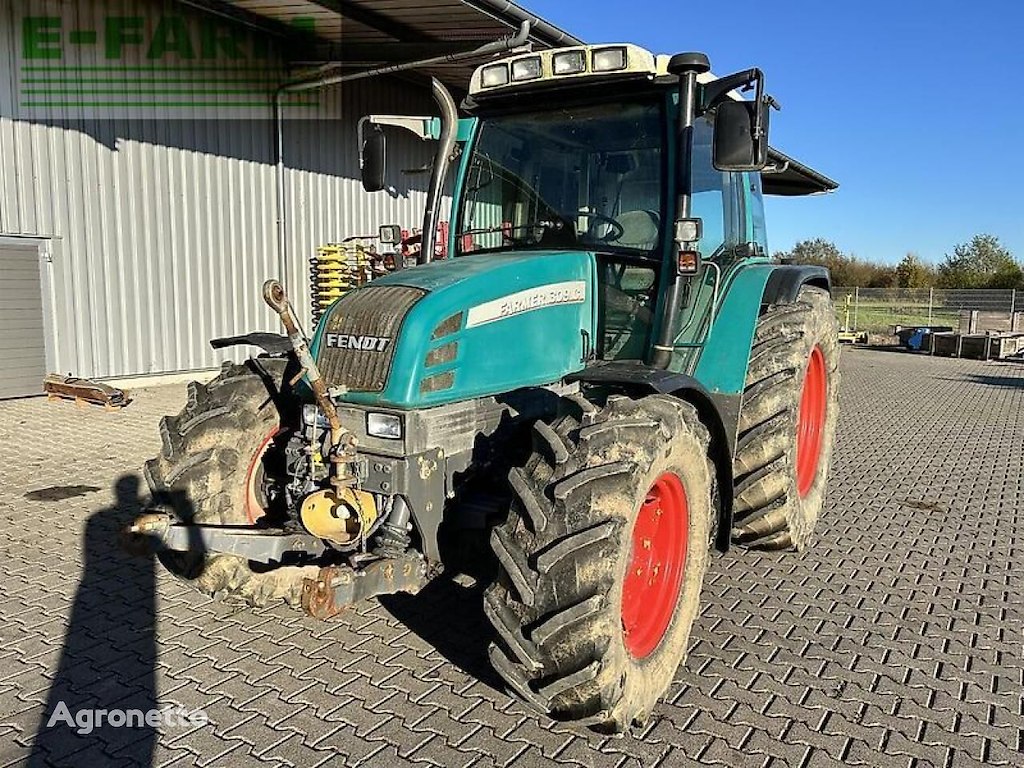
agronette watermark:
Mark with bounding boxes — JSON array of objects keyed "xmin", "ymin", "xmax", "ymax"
[{"xmin": 46, "ymin": 702, "xmax": 209, "ymax": 735}]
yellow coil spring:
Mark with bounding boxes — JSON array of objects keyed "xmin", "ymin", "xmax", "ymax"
[{"xmin": 310, "ymin": 242, "xmax": 374, "ymax": 323}]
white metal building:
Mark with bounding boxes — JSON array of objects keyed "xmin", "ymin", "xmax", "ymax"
[{"xmin": 0, "ymin": 0, "xmax": 578, "ymax": 396}]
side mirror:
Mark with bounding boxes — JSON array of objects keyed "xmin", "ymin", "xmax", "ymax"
[
  {"xmin": 379, "ymin": 224, "xmax": 401, "ymax": 246},
  {"xmin": 713, "ymin": 99, "xmax": 770, "ymax": 172},
  {"xmin": 361, "ymin": 128, "xmax": 387, "ymax": 192}
]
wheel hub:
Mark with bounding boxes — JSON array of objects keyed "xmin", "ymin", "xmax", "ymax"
[
  {"xmin": 796, "ymin": 345, "xmax": 828, "ymax": 498},
  {"xmin": 621, "ymin": 472, "xmax": 689, "ymax": 659}
]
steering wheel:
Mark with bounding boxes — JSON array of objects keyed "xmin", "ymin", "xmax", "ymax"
[{"xmin": 577, "ymin": 209, "xmax": 625, "ymax": 243}]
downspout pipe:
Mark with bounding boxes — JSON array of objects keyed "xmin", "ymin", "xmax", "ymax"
[
  {"xmin": 271, "ymin": 21, "xmax": 532, "ymax": 281},
  {"xmin": 459, "ymin": 1, "xmax": 583, "ymax": 47}
]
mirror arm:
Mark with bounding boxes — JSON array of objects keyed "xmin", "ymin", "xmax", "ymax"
[
  {"xmin": 762, "ymin": 159, "xmax": 790, "ymax": 175},
  {"xmin": 359, "ymin": 115, "xmax": 435, "ymax": 142},
  {"xmin": 700, "ymin": 68, "xmax": 761, "ymax": 112},
  {"xmin": 752, "ymin": 72, "xmax": 767, "ymax": 140},
  {"xmin": 700, "ymin": 67, "xmax": 780, "ymax": 140}
]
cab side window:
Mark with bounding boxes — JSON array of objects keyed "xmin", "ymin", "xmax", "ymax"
[
  {"xmin": 690, "ymin": 117, "xmax": 744, "ymax": 259},
  {"xmin": 746, "ymin": 171, "xmax": 769, "ymax": 254}
]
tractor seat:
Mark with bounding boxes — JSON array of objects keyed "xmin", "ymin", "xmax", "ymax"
[{"xmin": 612, "ymin": 210, "xmax": 660, "ymax": 250}]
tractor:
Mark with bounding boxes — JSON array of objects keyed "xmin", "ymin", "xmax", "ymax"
[{"xmin": 136, "ymin": 42, "xmax": 840, "ymax": 732}]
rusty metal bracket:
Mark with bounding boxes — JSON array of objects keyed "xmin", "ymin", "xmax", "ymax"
[
  {"xmin": 301, "ymin": 557, "xmax": 428, "ymax": 620},
  {"xmin": 44, "ymin": 374, "xmax": 130, "ymax": 409}
]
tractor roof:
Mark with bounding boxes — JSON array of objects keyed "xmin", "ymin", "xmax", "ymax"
[{"xmin": 468, "ymin": 45, "xmax": 838, "ymax": 197}]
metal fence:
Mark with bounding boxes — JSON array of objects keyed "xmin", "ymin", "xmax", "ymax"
[{"xmin": 833, "ymin": 288, "xmax": 1024, "ymax": 334}]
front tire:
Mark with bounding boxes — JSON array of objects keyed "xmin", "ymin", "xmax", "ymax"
[
  {"xmin": 144, "ymin": 358, "xmax": 318, "ymax": 606},
  {"xmin": 485, "ymin": 393, "xmax": 713, "ymax": 732},
  {"xmin": 731, "ymin": 286, "xmax": 840, "ymax": 550}
]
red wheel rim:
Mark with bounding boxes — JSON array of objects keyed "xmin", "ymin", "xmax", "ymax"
[
  {"xmin": 244, "ymin": 429, "xmax": 279, "ymax": 524},
  {"xmin": 621, "ymin": 472, "xmax": 689, "ymax": 659},
  {"xmin": 796, "ymin": 346, "xmax": 827, "ymax": 498}
]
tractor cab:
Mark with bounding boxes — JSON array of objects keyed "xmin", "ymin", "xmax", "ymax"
[{"xmin": 360, "ymin": 44, "xmax": 837, "ymax": 372}]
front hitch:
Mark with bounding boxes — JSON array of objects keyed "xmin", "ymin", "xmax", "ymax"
[
  {"xmin": 301, "ymin": 560, "xmax": 428, "ymax": 620},
  {"xmin": 262, "ymin": 279, "xmax": 361, "ymax": 490},
  {"xmin": 125, "ymin": 512, "xmax": 327, "ymax": 564},
  {"xmin": 126, "ymin": 513, "xmax": 428, "ymax": 619}
]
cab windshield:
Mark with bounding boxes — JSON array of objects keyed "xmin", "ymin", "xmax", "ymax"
[{"xmin": 457, "ymin": 100, "xmax": 665, "ymax": 258}]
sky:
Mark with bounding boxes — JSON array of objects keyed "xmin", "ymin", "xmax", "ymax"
[{"xmin": 523, "ymin": 0, "xmax": 1024, "ymax": 264}]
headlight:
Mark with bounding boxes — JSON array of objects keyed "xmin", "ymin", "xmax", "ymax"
[
  {"xmin": 366, "ymin": 412, "xmax": 402, "ymax": 440},
  {"xmin": 480, "ymin": 63, "xmax": 510, "ymax": 88},
  {"xmin": 592, "ymin": 46, "xmax": 628, "ymax": 72},
  {"xmin": 302, "ymin": 404, "xmax": 329, "ymax": 429},
  {"xmin": 511, "ymin": 56, "xmax": 543, "ymax": 82},
  {"xmin": 552, "ymin": 50, "xmax": 587, "ymax": 75},
  {"xmin": 674, "ymin": 218, "xmax": 703, "ymax": 244}
]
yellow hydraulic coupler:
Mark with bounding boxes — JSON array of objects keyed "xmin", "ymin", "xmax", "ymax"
[{"xmin": 299, "ymin": 488, "xmax": 379, "ymax": 547}]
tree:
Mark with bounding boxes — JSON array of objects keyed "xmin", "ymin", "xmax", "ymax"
[
  {"xmin": 780, "ymin": 238, "xmax": 897, "ymax": 287},
  {"xmin": 867, "ymin": 265, "xmax": 898, "ymax": 288},
  {"xmin": 783, "ymin": 238, "xmax": 843, "ymax": 265},
  {"xmin": 937, "ymin": 234, "xmax": 1017, "ymax": 289},
  {"xmin": 895, "ymin": 253, "xmax": 935, "ymax": 289},
  {"xmin": 780, "ymin": 238, "xmax": 859, "ymax": 286},
  {"xmin": 987, "ymin": 261, "xmax": 1024, "ymax": 290}
]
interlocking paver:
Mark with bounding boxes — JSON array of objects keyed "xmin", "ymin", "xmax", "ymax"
[{"xmin": 0, "ymin": 349, "xmax": 1021, "ymax": 767}]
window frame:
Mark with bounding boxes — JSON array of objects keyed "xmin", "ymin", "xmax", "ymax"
[{"xmin": 454, "ymin": 97, "xmax": 670, "ymax": 261}]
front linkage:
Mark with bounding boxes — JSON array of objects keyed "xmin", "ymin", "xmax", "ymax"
[{"xmin": 130, "ymin": 281, "xmax": 429, "ymax": 617}]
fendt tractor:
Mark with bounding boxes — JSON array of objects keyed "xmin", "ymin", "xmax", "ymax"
[{"xmin": 135, "ymin": 39, "xmax": 840, "ymax": 731}]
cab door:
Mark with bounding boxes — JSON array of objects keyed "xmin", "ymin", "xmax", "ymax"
[{"xmin": 668, "ymin": 115, "xmax": 747, "ymax": 371}]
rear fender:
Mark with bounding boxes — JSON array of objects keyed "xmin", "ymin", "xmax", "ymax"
[
  {"xmin": 694, "ymin": 262, "xmax": 832, "ymax": 397},
  {"xmin": 762, "ymin": 265, "xmax": 831, "ymax": 305},
  {"xmin": 688, "ymin": 262, "xmax": 832, "ymax": 547}
]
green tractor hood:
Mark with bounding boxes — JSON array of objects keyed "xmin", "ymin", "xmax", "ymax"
[{"xmin": 309, "ymin": 251, "xmax": 598, "ymax": 409}]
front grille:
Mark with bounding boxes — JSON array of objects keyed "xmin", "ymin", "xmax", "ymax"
[{"xmin": 317, "ymin": 285, "xmax": 426, "ymax": 392}]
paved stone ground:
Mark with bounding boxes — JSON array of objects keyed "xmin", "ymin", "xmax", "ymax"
[{"xmin": 0, "ymin": 348, "xmax": 1021, "ymax": 768}]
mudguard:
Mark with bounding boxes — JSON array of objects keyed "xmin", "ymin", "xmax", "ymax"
[
  {"xmin": 690, "ymin": 262, "xmax": 831, "ymax": 548},
  {"xmin": 762, "ymin": 265, "xmax": 831, "ymax": 305},
  {"xmin": 210, "ymin": 333, "xmax": 292, "ymax": 356},
  {"xmin": 693, "ymin": 263, "xmax": 830, "ymax": 398}
]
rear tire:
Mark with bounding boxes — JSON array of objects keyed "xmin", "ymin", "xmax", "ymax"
[
  {"xmin": 485, "ymin": 393, "xmax": 713, "ymax": 732},
  {"xmin": 144, "ymin": 358, "xmax": 318, "ymax": 606},
  {"xmin": 731, "ymin": 286, "xmax": 840, "ymax": 550}
]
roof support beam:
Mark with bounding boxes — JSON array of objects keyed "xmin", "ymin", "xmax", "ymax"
[
  {"xmin": 457, "ymin": 0, "xmax": 583, "ymax": 47},
  {"xmin": 305, "ymin": 1, "xmax": 430, "ymax": 41},
  {"xmin": 176, "ymin": 0, "xmax": 315, "ymax": 42}
]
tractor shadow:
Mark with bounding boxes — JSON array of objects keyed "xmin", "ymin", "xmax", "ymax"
[
  {"xmin": 962, "ymin": 372, "xmax": 1024, "ymax": 388},
  {"xmin": 378, "ymin": 569, "xmax": 506, "ymax": 693},
  {"xmin": 377, "ymin": 402, "xmax": 545, "ymax": 695},
  {"xmin": 28, "ymin": 477, "xmax": 200, "ymax": 768},
  {"xmin": 931, "ymin": 372, "xmax": 1024, "ymax": 388}
]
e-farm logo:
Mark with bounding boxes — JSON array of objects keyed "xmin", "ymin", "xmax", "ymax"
[{"xmin": 18, "ymin": 7, "xmax": 318, "ymax": 112}]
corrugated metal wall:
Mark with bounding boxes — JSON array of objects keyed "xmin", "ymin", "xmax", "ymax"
[{"xmin": 0, "ymin": 0, "xmax": 441, "ymax": 379}]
